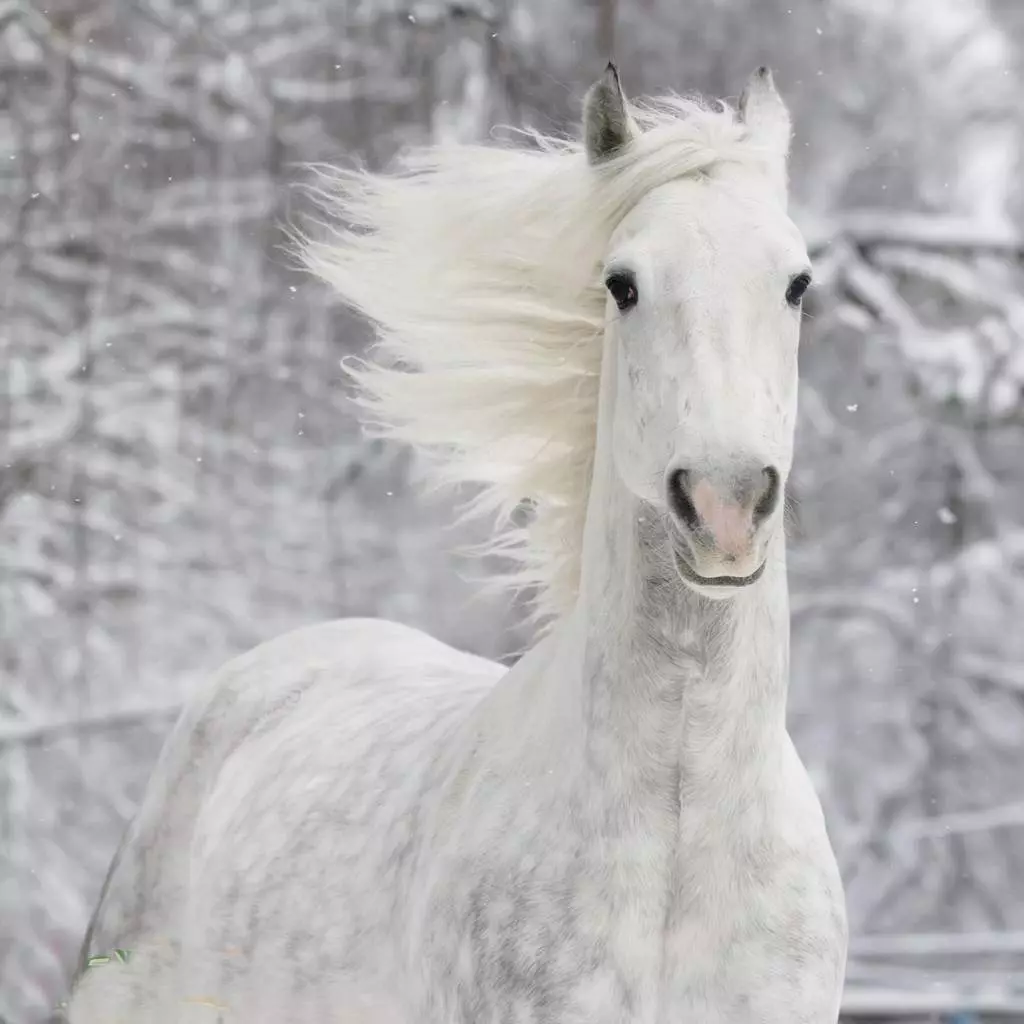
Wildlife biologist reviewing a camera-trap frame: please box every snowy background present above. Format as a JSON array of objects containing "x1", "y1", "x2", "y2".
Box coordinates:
[{"x1": 2, "y1": 0, "x2": 1024, "y2": 1020}]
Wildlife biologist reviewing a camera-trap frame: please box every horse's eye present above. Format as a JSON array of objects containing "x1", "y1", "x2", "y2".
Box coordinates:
[
  {"x1": 786, "y1": 272, "x2": 811, "y2": 308},
  {"x1": 605, "y1": 271, "x2": 638, "y2": 312}
]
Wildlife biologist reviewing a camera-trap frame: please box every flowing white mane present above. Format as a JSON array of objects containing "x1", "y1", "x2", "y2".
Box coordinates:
[{"x1": 303, "y1": 93, "x2": 775, "y2": 623}]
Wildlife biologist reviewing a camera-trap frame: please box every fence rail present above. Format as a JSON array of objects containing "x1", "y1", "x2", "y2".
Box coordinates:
[{"x1": 841, "y1": 980, "x2": 1024, "y2": 1019}]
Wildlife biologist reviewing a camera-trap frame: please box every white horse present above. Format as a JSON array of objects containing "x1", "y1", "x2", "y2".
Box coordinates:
[{"x1": 67, "y1": 65, "x2": 847, "y2": 1024}]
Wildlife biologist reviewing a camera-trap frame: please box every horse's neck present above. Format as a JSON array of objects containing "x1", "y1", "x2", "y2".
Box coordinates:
[{"x1": 548, "y1": 422, "x2": 790, "y2": 810}]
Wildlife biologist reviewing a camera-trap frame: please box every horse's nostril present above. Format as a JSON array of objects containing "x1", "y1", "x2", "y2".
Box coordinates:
[
  {"x1": 666, "y1": 462, "x2": 781, "y2": 539},
  {"x1": 666, "y1": 468, "x2": 700, "y2": 531},
  {"x1": 753, "y1": 466, "x2": 781, "y2": 524}
]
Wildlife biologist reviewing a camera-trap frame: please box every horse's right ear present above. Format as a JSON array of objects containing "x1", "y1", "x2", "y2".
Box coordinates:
[
  {"x1": 738, "y1": 66, "x2": 791, "y2": 200},
  {"x1": 583, "y1": 63, "x2": 637, "y2": 164}
]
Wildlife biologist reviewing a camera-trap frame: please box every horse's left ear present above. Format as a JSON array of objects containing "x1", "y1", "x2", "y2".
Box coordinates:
[
  {"x1": 738, "y1": 67, "x2": 791, "y2": 198},
  {"x1": 583, "y1": 62, "x2": 638, "y2": 165}
]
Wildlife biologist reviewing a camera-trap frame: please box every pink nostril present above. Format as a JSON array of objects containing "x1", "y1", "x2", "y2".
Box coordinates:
[{"x1": 690, "y1": 480, "x2": 753, "y2": 558}]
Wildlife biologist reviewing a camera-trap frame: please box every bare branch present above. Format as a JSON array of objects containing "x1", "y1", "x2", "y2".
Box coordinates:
[{"x1": 0, "y1": 702, "x2": 182, "y2": 748}]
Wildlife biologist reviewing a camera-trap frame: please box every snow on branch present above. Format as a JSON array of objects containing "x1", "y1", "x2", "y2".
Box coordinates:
[
  {"x1": 899, "y1": 800, "x2": 1024, "y2": 842},
  {"x1": 362, "y1": 0, "x2": 499, "y2": 28},
  {"x1": 837, "y1": 251, "x2": 922, "y2": 334},
  {"x1": 959, "y1": 653, "x2": 1024, "y2": 694},
  {"x1": 270, "y1": 77, "x2": 420, "y2": 106},
  {"x1": 871, "y1": 246, "x2": 1017, "y2": 314},
  {"x1": 807, "y1": 210, "x2": 1024, "y2": 258},
  {"x1": 790, "y1": 590, "x2": 918, "y2": 646}
]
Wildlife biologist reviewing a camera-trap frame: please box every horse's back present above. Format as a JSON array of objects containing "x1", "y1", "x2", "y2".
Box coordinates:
[{"x1": 69, "y1": 617, "x2": 503, "y2": 1023}]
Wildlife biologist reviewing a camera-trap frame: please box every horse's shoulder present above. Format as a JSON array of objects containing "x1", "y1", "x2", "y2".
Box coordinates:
[{"x1": 125, "y1": 618, "x2": 496, "y2": 812}]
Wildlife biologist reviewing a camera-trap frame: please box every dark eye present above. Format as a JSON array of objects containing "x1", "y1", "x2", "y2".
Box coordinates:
[
  {"x1": 605, "y1": 270, "x2": 638, "y2": 312},
  {"x1": 786, "y1": 272, "x2": 811, "y2": 308}
]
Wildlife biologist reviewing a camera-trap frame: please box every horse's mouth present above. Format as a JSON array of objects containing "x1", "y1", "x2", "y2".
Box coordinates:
[{"x1": 670, "y1": 543, "x2": 767, "y2": 589}]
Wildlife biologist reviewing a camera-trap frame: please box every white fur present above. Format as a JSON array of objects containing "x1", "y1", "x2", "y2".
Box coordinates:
[{"x1": 67, "y1": 69, "x2": 847, "y2": 1024}]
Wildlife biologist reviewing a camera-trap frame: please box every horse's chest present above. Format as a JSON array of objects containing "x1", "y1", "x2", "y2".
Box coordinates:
[
  {"x1": 412, "y1": 793, "x2": 845, "y2": 1024},
  {"x1": 413, "y1": 833, "x2": 670, "y2": 1024}
]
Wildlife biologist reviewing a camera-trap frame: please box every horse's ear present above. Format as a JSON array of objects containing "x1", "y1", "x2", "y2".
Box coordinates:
[
  {"x1": 738, "y1": 67, "x2": 791, "y2": 197},
  {"x1": 583, "y1": 62, "x2": 638, "y2": 164}
]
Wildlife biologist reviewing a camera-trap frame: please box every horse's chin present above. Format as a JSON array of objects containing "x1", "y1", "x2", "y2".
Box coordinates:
[{"x1": 669, "y1": 541, "x2": 767, "y2": 598}]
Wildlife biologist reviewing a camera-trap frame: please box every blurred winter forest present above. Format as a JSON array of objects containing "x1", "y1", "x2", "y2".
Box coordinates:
[{"x1": 2, "y1": 0, "x2": 1024, "y2": 1020}]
